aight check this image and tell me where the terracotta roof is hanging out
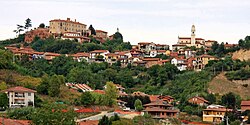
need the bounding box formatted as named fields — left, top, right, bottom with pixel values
left=144, top=100, right=172, bottom=107
left=75, top=108, right=100, bottom=113
left=149, top=95, right=160, bottom=102
left=44, top=52, right=61, bottom=56
left=90, top=50, right=109, bottom=53
left=178, top=37, right=204, bottom=40
left=3, top=86, right=36, bottom=93
left=49, top=18, right=86, bottom=26
left=72, top=52, right=90, bottom=57
left=157, top=50, right=166, bottom=53
left=93, top=90, right=105, bottom=94
left=105, top=53, right=119, bottom=57
left=142, top=58, right=160, bottom=61
left=224, top=44, right=237, bottom=47
left=96, top=30, right=108, bottom=33
left=190, top=96, right=209, bottom=103
left=203, top=108, right=232, bottom=112
left=172, top=44, right=187, bottom=46
left=138, top=42, right=151, bottom=45
left=143, top=107, right=178, bottom=112
left=198, top=54, right=216, bottom=58
left=156, top=44, right=168, bottom=46
left=241, top=101, right=250, bottom=106
left=79, top=120, right=99, bottom=125
left=0, top=117, right=31, bottom=125
left=205, top=40, right=216, bottom=43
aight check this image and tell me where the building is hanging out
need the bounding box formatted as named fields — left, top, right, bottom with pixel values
left=171, top=57, right=187, bottom=71
left=62, top=32, right=90, bottom=43
left=3, top=86, right=36, bottom=108
left=105, top=53, right=119, bottom=65
left=241, top=101, right=250, bottom=111
left=95, top=30, right=108, bottom=43
left=177, top=25, right=205, bottom=49
left=194, top=54, right=217, bottom=71
left=65, top=83, right=93, bottom=92
left=71, top=52, right=90, bottom=62
left=205, top=40, right=217, bottom=48
left=43, top=52, right=61, bottom=61
left=142, top=58, right=161, bottom=68
left=143, top=100, right=178, bottom=119
left=188, top=96, right=209, bottom=106
left=49, top=18, right=87, bottom=35
left=203, top=105, right=232, bottom=123
left=89, top=50, right=110, bottom=61
left=24, top=28, right=51, bottom=43
left=132, top=91, right=148, bottom=96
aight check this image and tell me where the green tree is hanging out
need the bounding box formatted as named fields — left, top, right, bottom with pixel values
left=0, top=81, right=7, bottom=90
left=31, top=104, right=76, bottom=125
left=39, top=23, right=45, bottom=28
left=98, top=115, right=111, bottom=125
left=221, top=92, right=237, bottom=109
left=88, top=24, right=96, bottom=35
left=0, top=49, right=14, bottom=69
left=24, top=18, right=32, bottom=31
left=80, top=92, right=95, bottom=106
left=134, top=99, right=143, bottom=111
left=0, top=93, right=8, bottom=110
left=48, top=75, right=61, bottom=97
left=104, top=82, right=118, bottom=106
left=205, top=93, right=216, bottom=104
left=68, top=68, right=93, bottom=83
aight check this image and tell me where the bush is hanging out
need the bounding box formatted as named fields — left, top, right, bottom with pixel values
left=7, top=107, right=35, bottom=120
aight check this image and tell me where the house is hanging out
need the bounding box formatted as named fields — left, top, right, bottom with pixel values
left=95, top=30, right=108, bottom=43
left=224, top=43, right=238, bottom=49
left=65, top=83, right=93, bottom=92
left=71, top=52, right=90, bottom=62
left=89, top=50, right=109, bottom=61
left=155, top=44, right=169, bottom=50
left=3, top=86, right=36, bottom=108
left=205, top=40, right=217, bottom=48
left=172, top=44, right=186, bottom=51
left=132, top=91, right=148, bottom=97
left=188, top=96, right=209, bottom=106
left=194, top=54, right=217, bottom=71
left=171, top=57, right=187, bottom=71
left=149, top=95, right=174, bottom=103
left=62, top=32, right=90, bottom=43
left=105, top=53, right=119, bottom=65
left=143, top=100, right=178, bottom=119
left=116, top=51, right=131, bottom=67
left=24, top=27, right=51, bottom=43
left=241, top=101, right=250, bottom=111
left=43, top=52, right=61, bottom=61
left=138, top=42, right=156, bottom=53
left=203, top=105, right=232, bottom=123
left=142, top=58, right=161, bottom=68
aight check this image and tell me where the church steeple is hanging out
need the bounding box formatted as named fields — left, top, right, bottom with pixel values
left=191, top=25, right=196, bottom=46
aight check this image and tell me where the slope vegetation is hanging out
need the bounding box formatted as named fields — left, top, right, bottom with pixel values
left=208, top=72, right=250, bottom=99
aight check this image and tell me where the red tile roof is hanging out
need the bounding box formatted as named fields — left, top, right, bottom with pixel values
left=49, top=18, right=86, bottom=26
left=75, top=108, right=100, bottom=113
left=149, top=95, right=160, bottom=102
left=142, top=58, right=160, bottom=61
left=79, top=120, right=98, bottom=125
left=0, top=117, right=31, bottom=125
left=93, top=90, right=105, bottom=94
left=143, top=107, right=178, bottom=112
left=90, top=50, right=109, bottom=53
left=241, top=101, right=250, bottom=106
left=138, top=42, right=151, bottom=45
left=96, top=30, right=108, bottom=33
left=144, top=100, right=172, bottom=107
left=72, top=53, right=90, bottom=57
left=3, top=86, right=36, bottom=93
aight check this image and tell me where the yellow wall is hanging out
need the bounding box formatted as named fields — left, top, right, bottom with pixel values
left=49, top=20, right=86, bottom=34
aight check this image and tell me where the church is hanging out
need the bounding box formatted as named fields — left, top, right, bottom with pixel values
left=174, top=25, right=206, bottom=49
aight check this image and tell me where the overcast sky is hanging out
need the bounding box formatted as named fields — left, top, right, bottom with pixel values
left=1, top=0, right=249, bottom=45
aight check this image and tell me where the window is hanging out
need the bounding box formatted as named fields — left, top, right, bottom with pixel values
left=28, top=93, right=31, bottom=96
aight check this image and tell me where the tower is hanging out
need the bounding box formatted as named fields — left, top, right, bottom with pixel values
left=191, top=25, right=196, bottom=46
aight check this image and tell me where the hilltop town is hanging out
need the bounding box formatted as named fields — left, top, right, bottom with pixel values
left=0, top=17, right=250, bottom=125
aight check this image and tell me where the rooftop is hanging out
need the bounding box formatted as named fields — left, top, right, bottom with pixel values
left=3, top=86, right=37, bottom=93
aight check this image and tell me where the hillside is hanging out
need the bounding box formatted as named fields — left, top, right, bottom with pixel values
left=232, top=49, right=250, bottom=61
left=208, top=72, right=250, bottom=99
left=0, top=69, right=41, bottom=88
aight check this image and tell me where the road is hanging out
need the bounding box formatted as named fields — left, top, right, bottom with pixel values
left=77, top=111, right=123, bottom=122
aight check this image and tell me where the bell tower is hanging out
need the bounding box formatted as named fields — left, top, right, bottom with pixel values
left=191, top=25, right=196, bottom=46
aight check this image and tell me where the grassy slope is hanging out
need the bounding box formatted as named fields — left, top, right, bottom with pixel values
left=208, top=72, right=250, bottom=99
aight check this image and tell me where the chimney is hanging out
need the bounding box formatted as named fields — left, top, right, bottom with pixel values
left=67, top=18, right=70, bottom=21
